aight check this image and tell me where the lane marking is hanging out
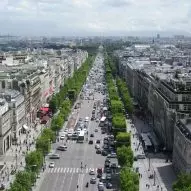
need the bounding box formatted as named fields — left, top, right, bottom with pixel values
left=67, top=168, right=70, bottom=173
left=64, top=168, right=66, bottom=173
left=70, top=168, right=73, bottom=173
left=57, top=167, right=60, bottom=173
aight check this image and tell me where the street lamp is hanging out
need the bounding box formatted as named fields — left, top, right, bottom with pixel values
left=153, top=170, right=156, bottom=186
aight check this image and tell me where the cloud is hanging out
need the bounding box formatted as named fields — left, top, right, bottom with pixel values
left=0, top=0, right=191, bottom=36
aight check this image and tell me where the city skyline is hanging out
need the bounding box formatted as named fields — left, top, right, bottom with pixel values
left=0, top=0, right=191, bottom=36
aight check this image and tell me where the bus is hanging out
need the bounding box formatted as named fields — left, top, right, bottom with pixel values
left=77, top=130, right=85, bottom=143
left=99, top=116, right=106, bottom=127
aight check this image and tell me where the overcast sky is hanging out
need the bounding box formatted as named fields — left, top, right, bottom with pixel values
left=0, top=0, right=191, bottom=36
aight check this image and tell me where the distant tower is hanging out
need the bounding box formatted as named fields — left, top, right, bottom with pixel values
left=157, top=34, right=160, bottom=39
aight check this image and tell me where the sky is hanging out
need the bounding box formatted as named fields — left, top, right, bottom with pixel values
left=0, top=0, right=191, bottom=36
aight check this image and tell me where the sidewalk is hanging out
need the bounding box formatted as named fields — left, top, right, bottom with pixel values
left=0, top=123, right=43, bottom=189
left=126, top=117, right=176, bottom=191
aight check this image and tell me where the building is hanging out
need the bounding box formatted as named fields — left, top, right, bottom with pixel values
left=0, top=89, right=25, bottom=144
left=117, top=46, right=191, bottom=151
left=0, top=99, right=12, bottom=155
left=173, top=118, right=191, bottom=173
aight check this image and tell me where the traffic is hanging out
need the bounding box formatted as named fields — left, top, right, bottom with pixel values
left=40, top=52, right=119, bottom=191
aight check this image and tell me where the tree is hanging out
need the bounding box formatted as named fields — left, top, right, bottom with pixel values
left=173, top=173, right=191, bottom=191
left=36, top=137, right=50, bottom=155
left=49, top=95, right=58, bottom=113
left=14, top=171, right=33, bottom=191
left=116, top=132, right=131, bottom=147
left=41, top=128, right=56, bottom=142
left=25, top=151, right=43, bottom=173
left=117, top=146, right=133, bottom=167
left=120, top=168, right=139, bottom=191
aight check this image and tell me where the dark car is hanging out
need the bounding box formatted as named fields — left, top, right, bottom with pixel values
left=89, top=140, right=93, bottom=144
left=106, top=182, right=112, bottom=189
left=96, top=139, right=101, bottom=144
left=101, top=130, right=106, bottom=134
left=106, top=173, right=112, bottom=180
left=105, top=167, right=112, bottom=173
left=102, top=150, right=108, bottom=156
left=96, top=149, right=102, bottom=154
left=90, top=133, right=94, bottom=137
left=91, top=116, right=94, bottom=121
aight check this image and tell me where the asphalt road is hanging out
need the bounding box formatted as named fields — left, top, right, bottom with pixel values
left=38, top=55, right=109, bottom=191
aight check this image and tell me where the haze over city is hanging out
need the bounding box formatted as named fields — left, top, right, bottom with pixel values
left=1, top=0, right=191, bottom=36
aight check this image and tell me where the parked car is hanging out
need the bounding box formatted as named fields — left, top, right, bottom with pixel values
left=89, top=140, right=93, bottom=144
left=106, top=182, right=112, bottom=189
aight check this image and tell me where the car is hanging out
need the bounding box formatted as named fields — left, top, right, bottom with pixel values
left=89, top=140, right=93, bottom=144
left=96, top=118, right=99, bottom=122
left=64, top=128, right=68, bottom=132
left=110, top=163, right=117, bottom=168
left=98, top=182, right=104, bottom=191
left=57, top=145, right=67, bottom=151
left=79, top=118, right=83, bottom=121
left=135, top=154, right=146, bottom=159
left=106, top=173, right=112, bottom=180
left=106, top=182, right=112, bottom=189
left=90, top=133, right=94, bottom=137
left=96, top=149, right=102, bottom=154
left=49, top=154, right=60, bottom=159
left=49, top=162, right=55, bottom=168
left=95, top=128, right=98, bottom=132
left=105, top=158, right=111, bottom=163
left=105, top=167, right=111, bottom=173
left=91, top=117, right=94, bottom=121
left=96, top=139, right=101, bottom=144
left=102, top=150, right=108, bottom=156
left=60, top=135, right=65, bottom=140
left=85, top=117, right=89, bottom=122
left=97, top=173, right=102, bottom=178
left=107, top=153, right=117, bottom=158
left=89, top=169, right=95, bottom=175
left=101, top=130, right=106, bottom=134
left=95, top=144, right=100, bottom=149
left=90, top=177, right=96, bottom=184
left=67, top=132, right=73, bottom=137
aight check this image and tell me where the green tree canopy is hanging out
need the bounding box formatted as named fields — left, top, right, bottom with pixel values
left=116, top=132, right=131, bottom=147
left=117, top=146, right=133, bottom=167
left=120, top=168, right=139, bottom=191
left=173, top=174, right=191, bottom=191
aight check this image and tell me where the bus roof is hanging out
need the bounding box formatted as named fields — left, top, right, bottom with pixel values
left=100, top=116, right=106, bottom=122
left=79, top=130, right=85, bottom=136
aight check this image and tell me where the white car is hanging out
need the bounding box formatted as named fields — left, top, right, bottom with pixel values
left=60, top=135, right=65, bottom=140
left=67, top=132, right=73, bottom=137
left=89, top=169, right=95, bottom=175
left=85, top=117, right=89, bottom=122
left=49, top=162, right=55, bottom=168
left=95, top=144, right=100, bottom=149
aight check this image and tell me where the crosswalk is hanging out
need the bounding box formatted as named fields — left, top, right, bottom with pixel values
left=46, top=167, right=98, bottom=174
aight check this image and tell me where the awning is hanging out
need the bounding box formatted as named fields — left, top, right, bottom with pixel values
left=23, top=124, right=29, bottom=130
left=40, top=107, right=49, bottom=112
